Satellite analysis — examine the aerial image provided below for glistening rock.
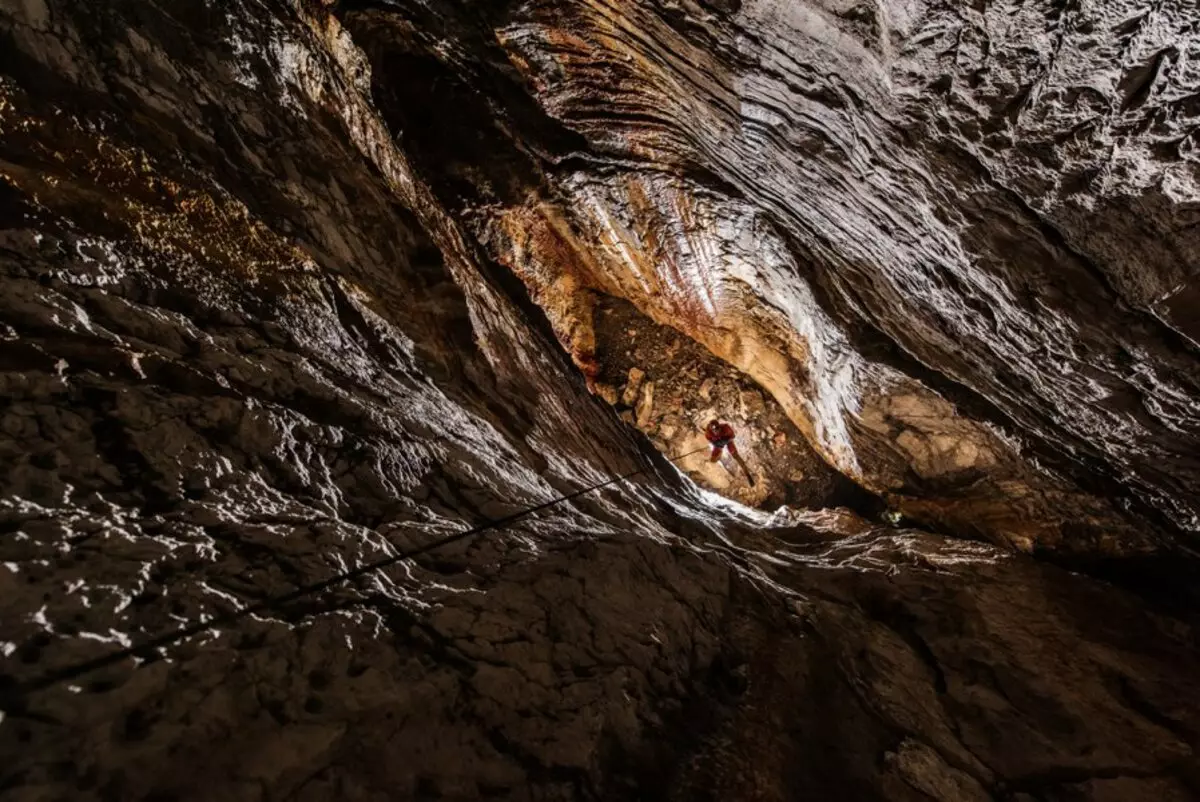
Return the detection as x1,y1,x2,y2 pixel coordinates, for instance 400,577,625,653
1,2,1199,801
342,0,1200,553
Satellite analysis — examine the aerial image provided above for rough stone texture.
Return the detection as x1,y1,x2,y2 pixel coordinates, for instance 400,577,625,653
2,1,1200,802
583,294,859,506
590,294,871,510
337,0,1200,554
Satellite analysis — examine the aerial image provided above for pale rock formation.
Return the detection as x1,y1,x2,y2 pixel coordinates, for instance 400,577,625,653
1,2,1200,801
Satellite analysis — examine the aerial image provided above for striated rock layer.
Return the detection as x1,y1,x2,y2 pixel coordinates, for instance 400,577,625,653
589,294,871,511
1,1,1199,801
338,0,1200,556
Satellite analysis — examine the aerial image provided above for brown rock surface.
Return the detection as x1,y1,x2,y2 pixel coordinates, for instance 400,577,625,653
342,0,1200,555
591,294,869,511
1,2,1200,802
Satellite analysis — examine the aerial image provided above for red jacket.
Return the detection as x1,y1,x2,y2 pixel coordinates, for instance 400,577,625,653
705,422,735,443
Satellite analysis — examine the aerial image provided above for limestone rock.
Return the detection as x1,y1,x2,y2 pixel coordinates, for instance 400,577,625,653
594,382,619,406
426,0,1200,555
634,380,655,430
2,1,1200,801
620,366,645,408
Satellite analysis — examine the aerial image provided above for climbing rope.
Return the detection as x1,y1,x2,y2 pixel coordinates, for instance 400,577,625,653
1,446,709,707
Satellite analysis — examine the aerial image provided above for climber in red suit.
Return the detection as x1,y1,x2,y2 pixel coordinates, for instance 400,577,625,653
705,419,738,461
705,418,755,485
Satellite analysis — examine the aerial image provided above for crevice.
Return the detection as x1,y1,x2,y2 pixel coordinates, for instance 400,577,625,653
1002,765,1166,795
1118,48,1176,113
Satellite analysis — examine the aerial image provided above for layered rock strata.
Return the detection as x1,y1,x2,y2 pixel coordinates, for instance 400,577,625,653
1,2,1199,801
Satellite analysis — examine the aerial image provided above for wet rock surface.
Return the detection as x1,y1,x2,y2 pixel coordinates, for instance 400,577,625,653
591,295,870,511
1,1,1199,801
338,0,1200,555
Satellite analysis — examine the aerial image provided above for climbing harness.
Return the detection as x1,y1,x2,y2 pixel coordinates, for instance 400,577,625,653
1,446,708,709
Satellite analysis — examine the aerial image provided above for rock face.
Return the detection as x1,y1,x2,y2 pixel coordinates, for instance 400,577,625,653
1,1,1200,801
590,295,870,510
340,0,1200,555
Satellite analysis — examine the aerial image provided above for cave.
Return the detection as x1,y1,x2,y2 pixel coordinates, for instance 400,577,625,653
2,1,1200,801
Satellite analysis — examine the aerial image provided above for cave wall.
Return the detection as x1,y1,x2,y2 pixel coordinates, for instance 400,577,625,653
493,0,1200,538
2,1,1200,801
337,0,1200,555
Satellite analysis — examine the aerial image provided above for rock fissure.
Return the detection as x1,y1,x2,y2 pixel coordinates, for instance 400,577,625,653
4,0,1200,800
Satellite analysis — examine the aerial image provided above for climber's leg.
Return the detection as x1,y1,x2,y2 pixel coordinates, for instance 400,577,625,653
709,443,725,462
728,443,756,486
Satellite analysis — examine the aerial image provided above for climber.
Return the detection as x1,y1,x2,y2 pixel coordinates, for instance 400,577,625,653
705,418,755,485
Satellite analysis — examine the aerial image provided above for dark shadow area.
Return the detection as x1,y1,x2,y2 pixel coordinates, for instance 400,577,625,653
1036,548,1200,625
